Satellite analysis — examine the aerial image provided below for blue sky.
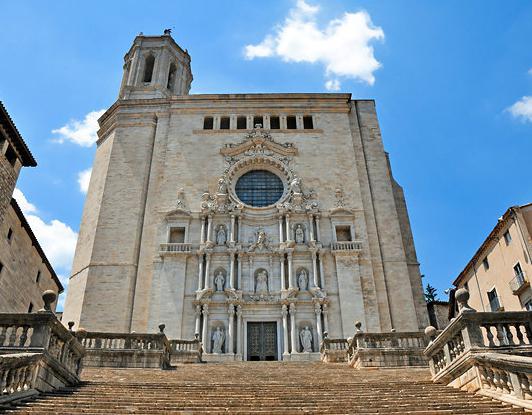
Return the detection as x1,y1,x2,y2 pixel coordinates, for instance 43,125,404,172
1,1,531,308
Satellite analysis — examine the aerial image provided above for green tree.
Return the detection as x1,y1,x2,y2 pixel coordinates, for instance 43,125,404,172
424,284,439,302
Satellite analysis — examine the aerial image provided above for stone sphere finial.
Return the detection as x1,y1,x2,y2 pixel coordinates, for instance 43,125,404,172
456,287,476,313
390,328,396,333
39,290,57,312
194,333,200,340
424,325,437,337
323,331,329,339
68,321,75,332
158,324,166,334
354,321,363,333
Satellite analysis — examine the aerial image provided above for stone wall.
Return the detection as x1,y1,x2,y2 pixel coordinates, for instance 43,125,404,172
0,145,20,224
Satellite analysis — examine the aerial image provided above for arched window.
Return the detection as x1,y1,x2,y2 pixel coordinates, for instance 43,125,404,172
143,54,155,83
235,170,284,207
167,63,176,90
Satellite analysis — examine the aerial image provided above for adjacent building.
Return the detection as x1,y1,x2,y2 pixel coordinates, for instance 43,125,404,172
62,33,428,360
453,203,532,313
0,101,63,313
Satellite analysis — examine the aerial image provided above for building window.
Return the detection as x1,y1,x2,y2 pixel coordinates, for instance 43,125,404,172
5,145,17,166
0,262,3,273
7,228,13,242
525,299,532,311
270,116,280,129
36,270,41,283
169,227,186,243
503,230,512,245
514,262,524,279
253,116,263,128
28,303,33,313
167,63,177,90
237,116,247,129
220,117,230,130
303,116,313,129
203,116,214,130
335,226,352,242
487,288,501,311
482,257,490,271
286,116,297,129
143,54,155,83
235,170,284,207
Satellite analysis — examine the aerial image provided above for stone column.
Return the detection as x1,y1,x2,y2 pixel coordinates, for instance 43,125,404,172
194,305,201,336
280,254,286,290
236,305,243,357
197,253,204,290
200,216,206,244
282,304,289,355
287,251,294,289
206,214,213,244
278,215,284,243
230,214,235,243
229,252,235,289
290,303,298,353
248,256,254,291
308,214,315,242
227,304,235,354
204,253,211,289
201,304,209,352
311,251,319,288
237,253,243,290
315,215,321,242
285,214,291,242
237,216,242,242
315,303,323,346
318,252,325,289
322,303,329,334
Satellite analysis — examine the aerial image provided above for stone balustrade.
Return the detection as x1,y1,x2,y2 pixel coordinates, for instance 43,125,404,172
169,338,202,364
509,272,529,295
159,243,193,254
330,241,362,252
319,334,349,363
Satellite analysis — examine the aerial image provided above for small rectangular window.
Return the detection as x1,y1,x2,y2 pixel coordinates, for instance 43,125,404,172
237,116,247,129
487,288,501,311
5,145,17,166
220,117,230,130
503,230,512,245
335,225,352,242
303,116,313,129
169,227,186,243
36,270,41,283
28,302,33,313
7,228,13,241
253,116,263,128
203,117,214,130
270,116,280,129
286,116,297,129
482,257,490,271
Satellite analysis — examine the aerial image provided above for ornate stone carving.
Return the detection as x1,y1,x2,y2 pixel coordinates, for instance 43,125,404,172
335,187,345,208
212,326,225,354
216,224,227,245
277,175,318,213
297,268,309,291
294,224,305,244
214,270,225,291
248,228,272,252
300,326,313,352
176,188,186,209
255,269,269,294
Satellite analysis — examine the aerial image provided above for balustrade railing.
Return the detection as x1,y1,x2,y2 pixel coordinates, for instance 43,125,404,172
330,241,362,251
0,354,42,401
168,339,202,363
509,272,529,294
159,243,192,254
319,335,349,363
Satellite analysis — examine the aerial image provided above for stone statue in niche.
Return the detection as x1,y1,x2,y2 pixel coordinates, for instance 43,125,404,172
294,224,305,244
300,326,313,352
216,225,227,245
297,269,308,291
212,326,225,353
255,269,269,294
217,177,228,194
214,271,225,291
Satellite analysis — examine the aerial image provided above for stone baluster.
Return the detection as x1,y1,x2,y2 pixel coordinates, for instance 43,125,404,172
206,214,213,244
230,214,235,243
194,305,202,336
229,252,235,290
236,305,243,356
227,304,235,354
197,253,204,291
280,254,286,290
201,304,209,353
290,303,298,353
285,214,291,242
204,253,211,289
200,216,206,244
322,303,329,334
315,215,321,242
287,251,294,289
311,250,319,288
315,303,323,346
278,215,284,243
308,214,315,242
282,304,289,355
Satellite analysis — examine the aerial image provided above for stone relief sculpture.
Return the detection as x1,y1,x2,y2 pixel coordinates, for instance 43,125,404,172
294,224,305,244
216,225,227,245
176,188,186,209
248,228,271,252
217,177,228,194
255,269,269,294
212,326,225,354
300,326,313,352
297,269,308,291
214,270,225,291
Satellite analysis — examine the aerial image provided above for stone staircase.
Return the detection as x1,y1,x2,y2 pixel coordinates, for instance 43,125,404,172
4,362,525,414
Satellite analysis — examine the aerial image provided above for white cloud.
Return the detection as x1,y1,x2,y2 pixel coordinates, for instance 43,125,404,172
325,79,341,91
244,0,384,89
77,168,92,194
528,68,532,76
13,188,37,214
507,96,532,122
52,109,106,147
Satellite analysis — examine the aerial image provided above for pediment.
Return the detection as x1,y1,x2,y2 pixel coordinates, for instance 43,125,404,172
220,128,297,158
329,207,355,216
164,207,191,219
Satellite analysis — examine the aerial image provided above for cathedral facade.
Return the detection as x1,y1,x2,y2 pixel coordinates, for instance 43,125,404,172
62,33,428,361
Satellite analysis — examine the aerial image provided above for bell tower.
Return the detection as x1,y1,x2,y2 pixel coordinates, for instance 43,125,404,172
119,30,193,99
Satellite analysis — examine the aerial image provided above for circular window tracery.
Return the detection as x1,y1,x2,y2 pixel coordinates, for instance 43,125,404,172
235,170,284,207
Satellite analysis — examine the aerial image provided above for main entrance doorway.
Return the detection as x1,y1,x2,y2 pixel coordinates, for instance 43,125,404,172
247,322,278,361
